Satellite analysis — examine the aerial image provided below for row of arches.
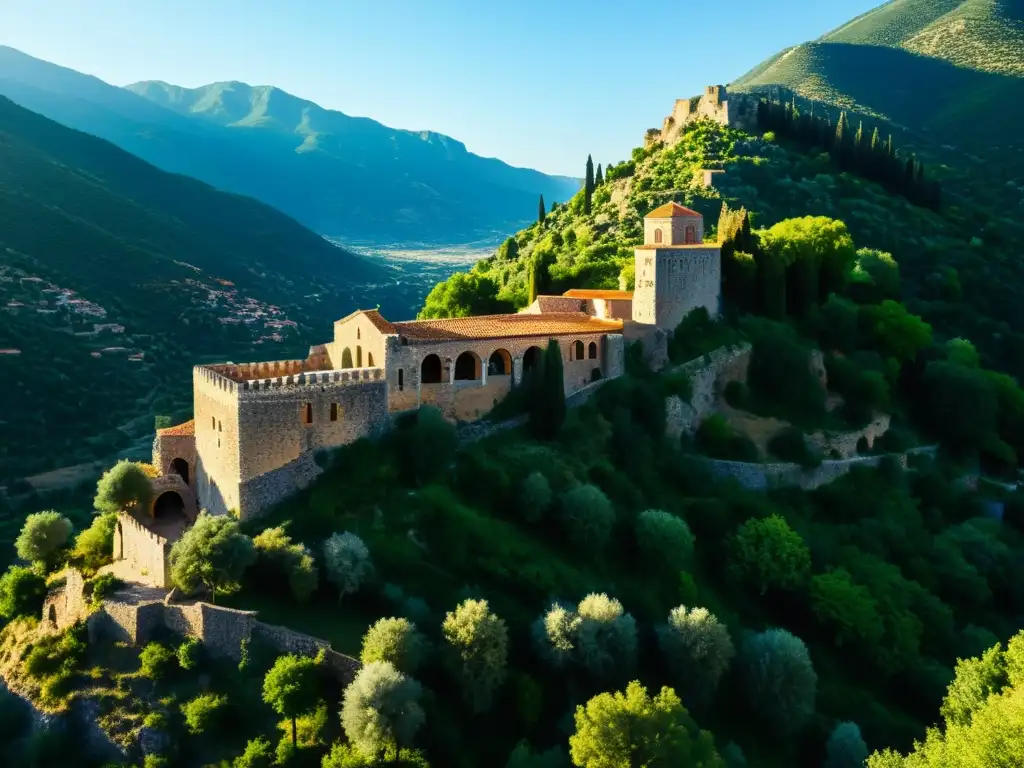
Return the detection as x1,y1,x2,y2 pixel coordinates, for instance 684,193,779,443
420,340,598,385
340,346,375,369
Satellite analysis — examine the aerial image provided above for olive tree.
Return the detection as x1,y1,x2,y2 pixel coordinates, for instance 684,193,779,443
340,661,425,758
94,460,152,515
442,599,508,713
658,605,734,700
360,617,427,674
729,515,810,595
262,653,321,747
741,629,817,730
15,511,73,570
533,593,637,678
168,512,256,603
71,513,118,572
0,566,46,620
323,532,373,601
558,484,615,550
569,682,722,767
253,526,318,601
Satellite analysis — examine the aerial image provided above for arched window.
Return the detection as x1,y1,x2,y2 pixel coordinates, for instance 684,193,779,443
303,403,313,425
398,369,404,391
573,340,584,360
654,228,663,244
341,348,353,369
522,346,543,376
685,225,696,244
454,351,481,381
211,416,216,430
356,346,363,367
488,349,511,376
330,403,338,422
588,341,598,359
368,353,375,367
421,354,442,384
171,458,189,485
357,327,361,340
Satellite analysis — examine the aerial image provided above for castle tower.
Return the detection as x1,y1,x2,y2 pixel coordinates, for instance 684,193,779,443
633,202,721,330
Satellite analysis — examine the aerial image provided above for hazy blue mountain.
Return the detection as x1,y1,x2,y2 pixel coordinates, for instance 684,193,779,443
0,46,580,244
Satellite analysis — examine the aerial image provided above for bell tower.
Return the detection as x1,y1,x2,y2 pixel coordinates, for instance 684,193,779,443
633,202,721,330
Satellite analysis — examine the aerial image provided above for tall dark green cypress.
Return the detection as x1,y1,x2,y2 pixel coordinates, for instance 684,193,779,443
595,163,604,186
584,154,594,214
532,338,565,439
538,194,546,226
869,127,881,178
853,121,865,171
834,111,851,168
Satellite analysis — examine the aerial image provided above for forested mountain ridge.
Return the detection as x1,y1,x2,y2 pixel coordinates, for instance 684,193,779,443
730,0,1024,211
0,46,580,244
0,95,394,482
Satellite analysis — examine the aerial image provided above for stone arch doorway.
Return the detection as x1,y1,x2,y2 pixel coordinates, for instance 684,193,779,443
170,457,189,485
421,354,442,384
47,604,57,627
522,346,543,376
153,491,187,522
488,349,511,376
341,348,354,369
454,351,481,381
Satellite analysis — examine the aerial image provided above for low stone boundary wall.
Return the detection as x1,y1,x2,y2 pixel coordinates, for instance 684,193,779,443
41,569,88,632
696,445,938,491
87,588,361,684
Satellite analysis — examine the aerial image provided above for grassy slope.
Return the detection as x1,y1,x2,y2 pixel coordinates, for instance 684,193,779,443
731,0,1024,208
443,119,1024,382
0,96,394,482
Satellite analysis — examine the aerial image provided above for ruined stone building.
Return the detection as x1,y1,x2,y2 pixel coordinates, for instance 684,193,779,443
133,204,721,543
646,85,758,148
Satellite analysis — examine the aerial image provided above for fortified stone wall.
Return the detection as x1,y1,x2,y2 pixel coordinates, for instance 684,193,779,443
696,452,919,492
665,344,752,439
653,85,758,146
328,313,387,370
193,366,243,517
237,453,323,520
91,590,360,684
633,247,721,329
113,512,173,588
41,568,88,632
807,413,891,459
151,432,196,486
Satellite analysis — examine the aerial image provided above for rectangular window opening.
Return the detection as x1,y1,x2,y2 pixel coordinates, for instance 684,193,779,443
330,403,338,421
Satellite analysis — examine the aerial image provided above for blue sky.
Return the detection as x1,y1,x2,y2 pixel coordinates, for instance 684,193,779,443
0,0,879,176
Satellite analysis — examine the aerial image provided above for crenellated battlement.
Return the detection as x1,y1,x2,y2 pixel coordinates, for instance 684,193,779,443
195,363,384,396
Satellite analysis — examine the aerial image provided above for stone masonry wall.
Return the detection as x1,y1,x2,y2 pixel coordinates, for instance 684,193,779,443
666,344,752,439
193,366,242,517
113,512,173,588
41,568,88,632
237,453,323,521
633,247,721,329
328,313,387,371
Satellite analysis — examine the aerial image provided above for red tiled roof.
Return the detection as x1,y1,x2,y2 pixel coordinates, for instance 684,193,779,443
391,312,623,342
362,309,396,334
157,420,195,437
645,202,702,218
563,289,634,300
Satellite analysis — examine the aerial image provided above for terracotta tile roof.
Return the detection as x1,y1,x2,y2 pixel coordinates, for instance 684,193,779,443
391,312,623,342
361,309,396,334
645,202,702,218
563,289,634,300
157,419,195,437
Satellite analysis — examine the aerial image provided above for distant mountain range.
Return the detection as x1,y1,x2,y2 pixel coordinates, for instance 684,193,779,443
0,93,400,480
0,46,580,244
732,0,1024,209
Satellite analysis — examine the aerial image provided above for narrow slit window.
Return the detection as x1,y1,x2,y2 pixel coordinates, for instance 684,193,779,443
303,403,313,425
330,403,338,421
398,369,404,391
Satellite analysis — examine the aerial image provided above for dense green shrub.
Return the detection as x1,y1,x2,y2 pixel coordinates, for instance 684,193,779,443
0,565,46,620
71,512,118,572
360,617,427,674
233,736,275,768
252,526,318,601
534,593,638,678
139,642,175,682
729,515,811,594
695,415,759,462
176,637,202,671
520,472,552,523
181,692,227,735
168,511,256,602
89,572,122,602
767,427,821,468
262,653,321,747
810,568,884,647
741,629,817,730
824,721,869,768
558,484,615,550
402,406,457,485
635,510,695,570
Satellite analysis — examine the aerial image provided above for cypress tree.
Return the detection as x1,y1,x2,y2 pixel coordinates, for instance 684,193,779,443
869,127,881,178
834,111,851,168
903,156,917,196
584,154,594,214
529,338,565,439
528,258,538,305
595,163,604,186
853,121,865,172
538,194,546,226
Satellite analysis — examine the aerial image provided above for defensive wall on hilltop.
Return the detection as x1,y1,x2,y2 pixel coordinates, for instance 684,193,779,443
192,363,389,519
110,512,175,589
646,85,759,148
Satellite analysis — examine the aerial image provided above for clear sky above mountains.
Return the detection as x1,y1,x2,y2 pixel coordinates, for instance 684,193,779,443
0,0,878,176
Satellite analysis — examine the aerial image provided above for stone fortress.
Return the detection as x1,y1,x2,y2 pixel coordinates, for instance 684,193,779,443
645,84,758,149
123,203,720,562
